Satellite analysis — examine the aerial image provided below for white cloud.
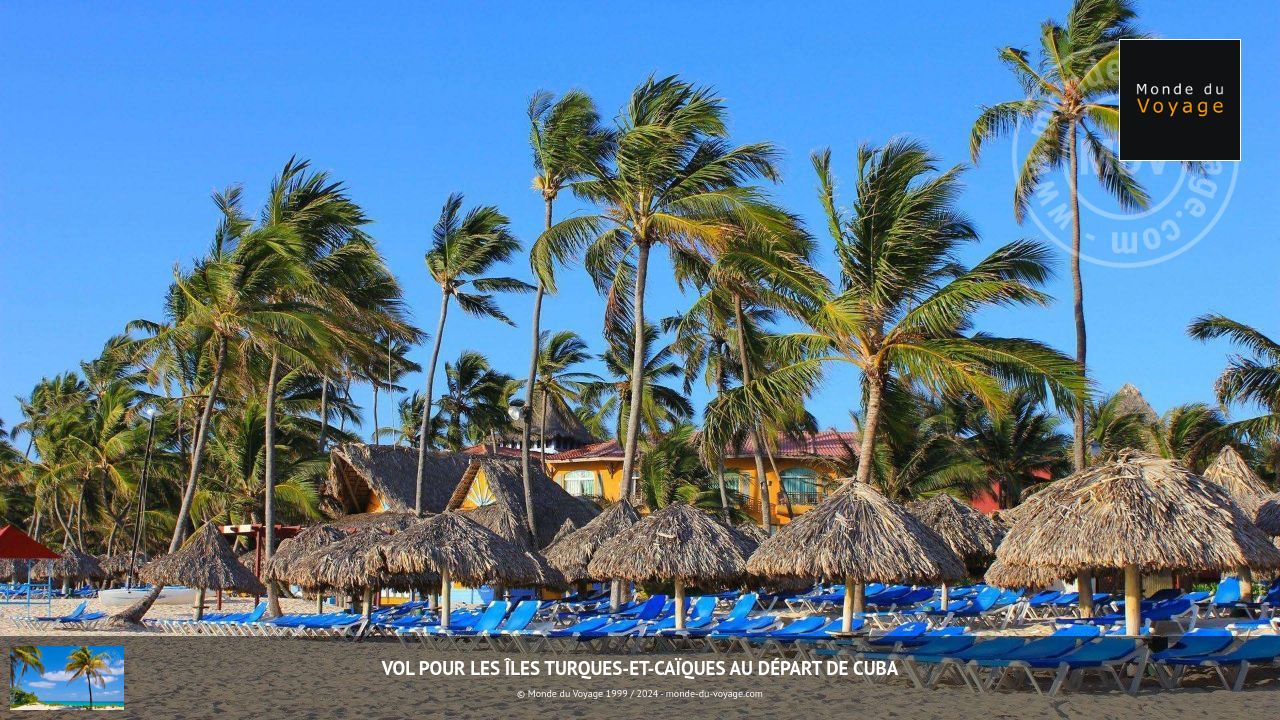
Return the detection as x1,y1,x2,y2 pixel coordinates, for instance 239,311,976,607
103,661,125,676
42,670,75,682
27,681,55,689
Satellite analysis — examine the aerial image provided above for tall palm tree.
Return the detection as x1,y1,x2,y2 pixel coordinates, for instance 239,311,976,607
1145,402,1228,471
435,351,512,451
64,646,110,710
971,0,1146,471
530,331,599,456
520,90,613,537
414,194,531,514
577,323,693,452
535,75,786,500
357,333,419,446
1188,314,1280,440
708,140,1086,498
10,646,43,688
951,389,1071,507
1084,390,1152,460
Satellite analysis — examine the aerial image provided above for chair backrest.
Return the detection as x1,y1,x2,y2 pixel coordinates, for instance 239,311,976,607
1052,624,1103,637
1146,588,1183,603
1028,590,1061,604
1068,637,1137,661
924,626,968,637
566,616,610,634
1013,635,1089,659
726,593,757,621
862,583,884,596
690,596,717,620
499,601,540,631
813,619,845,635
1166,628,1232,655
1212,577,1242,605
910,636,975,656
1148,598,1192,619
776,616,826,635
66,600,88,619
880,621,928,640
971,585,1003,611
245,602,267,623
1053,592,1080,605
470,601,511,633
634,595,667,621
896,587,934,606
962,637,1027,658
1237,635,1280,658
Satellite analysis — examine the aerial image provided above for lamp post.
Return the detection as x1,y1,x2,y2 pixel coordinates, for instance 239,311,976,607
126,405,158,589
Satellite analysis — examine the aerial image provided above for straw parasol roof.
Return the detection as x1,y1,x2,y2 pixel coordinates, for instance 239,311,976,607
262,523,348,584
1203,445,1270,517
543,500,640,583
990,451,1280,582
549,518,580,544
288,528,438,593
0,559,28,581
468,503,537,550
907,493,1004,563
1256,494,1280,536
100,552,149,580
985,557,1073,589
329,511,420,532
747,481,966,584
31,548,106,581
139,523,266,594
367,511,540,587
587,503,751,586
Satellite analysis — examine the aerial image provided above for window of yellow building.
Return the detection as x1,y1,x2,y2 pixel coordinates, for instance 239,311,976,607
563,469,599,498
780,468,820,505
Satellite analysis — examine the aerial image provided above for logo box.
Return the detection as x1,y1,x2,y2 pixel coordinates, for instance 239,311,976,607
1119,39,1241,162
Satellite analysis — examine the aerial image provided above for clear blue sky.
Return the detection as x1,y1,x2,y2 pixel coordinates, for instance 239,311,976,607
2,1,1277,438
11,645,124,704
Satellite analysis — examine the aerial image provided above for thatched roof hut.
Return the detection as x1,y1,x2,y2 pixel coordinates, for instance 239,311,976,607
366,511,541,627
101,552,149,580
1254,494,1280,537
0,558,28,582
290,528,438,594
990,451,1280,634
31,548,106,581
985,558,1072,589
588,503,752,630
262,524,347,584
549,518,580,544
907,494,1004,563
1203,445,1270,517
542,500,640,583
140,523,266,596
1113,383,1160,424
748,481,964,629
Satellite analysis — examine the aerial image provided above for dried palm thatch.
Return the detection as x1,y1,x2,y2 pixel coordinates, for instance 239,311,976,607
1203,445,1270,517
984,557,1073,589
747,481,966,584
262,524,347,584
139,523,266,594
329,512,419,532
0,559,29,581
367,511,540,586
907,494,1005,563
288,528,438,594
1254,494,1280,536
550,519,580,544
994,451,1280,577
542,500,640,583
100,553,149,580
31,548,106,581
587,503,750,585
468,503,537,550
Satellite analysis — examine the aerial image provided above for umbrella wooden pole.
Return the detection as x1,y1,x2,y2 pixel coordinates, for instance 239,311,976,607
852,582,865,614
1239,567,1253,602
440,567,452,630
610,579,621,611
1077,569,1095,618
316,593,325,614
940,582,950,610
194,587,206,621
362,587,373,621
841,574,855,632
674,580,686,630
1124,565,1141,637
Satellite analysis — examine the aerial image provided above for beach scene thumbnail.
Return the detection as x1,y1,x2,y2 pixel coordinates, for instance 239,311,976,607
10,646,123,711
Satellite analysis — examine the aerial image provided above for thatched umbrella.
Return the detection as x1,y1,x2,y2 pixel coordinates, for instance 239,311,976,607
0,558,28,582
543,500,640,609
262,523,348,612
100,552,149,582
1203,445,1273,599
990,451,1280,635
588,503,751,630
1257,494,1280,537
329,511,419,532
748,481,965,632
140,523,266,620
366,511,539,628
549,518,580,545
908,493,1005,607
288,528,439,619
32,548,106,584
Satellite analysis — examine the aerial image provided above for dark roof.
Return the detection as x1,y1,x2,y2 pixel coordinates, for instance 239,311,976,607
503,390,597,445
322,445,599,550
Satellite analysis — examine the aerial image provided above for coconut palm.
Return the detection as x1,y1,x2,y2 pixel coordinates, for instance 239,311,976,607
10,646,43,688
63,646,110,710
530,331,600,453
1188,314,1280,440
520,90,613,537
577,322,693,450
1146,402,1229,472
357,333,420,446
414,194,532,514
1084,390,1153,460
708,139,1086,492
952,388,1071,507
435,351,513,451
534,75,786,500
971,0,1147,471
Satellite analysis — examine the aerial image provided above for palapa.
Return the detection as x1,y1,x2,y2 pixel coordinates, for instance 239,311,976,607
908,493,1004,607
990,451,1280,635
543,500,640,584
31,548,106,582
747,480,964,631
140,523,265,619
587,503,751,630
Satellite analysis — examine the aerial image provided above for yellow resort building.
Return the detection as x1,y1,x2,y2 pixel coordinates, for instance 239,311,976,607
544,431,857,526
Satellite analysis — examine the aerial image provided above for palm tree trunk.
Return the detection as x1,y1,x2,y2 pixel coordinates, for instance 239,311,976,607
371,383,379,446
855,372,884,486
618,242,651,502
263,351,283,618
519,198,553,541
1068,122,1087,473
733,297,773,531
317,376,329,450
86,675,93,709
111,339,227,626
716,462,730,523
415,291,450,514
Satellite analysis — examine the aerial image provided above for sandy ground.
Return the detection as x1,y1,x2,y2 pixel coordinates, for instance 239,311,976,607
2,598,1276,719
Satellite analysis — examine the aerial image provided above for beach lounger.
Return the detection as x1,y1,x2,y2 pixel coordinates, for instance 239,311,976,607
1200,578,1242,616
1058,597,1197,633
994,638,1144,695
852,634,976,687
1158,634,1280,691
962,626,1101,690
417,601,510,648
453,600,541,650
1134,628,1233,690
504,616,609,654
912,636,1028,690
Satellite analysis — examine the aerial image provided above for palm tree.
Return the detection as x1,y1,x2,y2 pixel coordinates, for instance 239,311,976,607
1188,315,1280,441
1146,402,1228,471
414,194,532,514
855,392,989,503
708,140,1086,497
435,351,512,451
578,323,693,452
530,331,599,455
952,389,1071,507
357,333,419,446
535,75,786,500
1084,390,1152,460
520,90,613,537
64,646,110,710
971,0,1146,471
10,646,43,688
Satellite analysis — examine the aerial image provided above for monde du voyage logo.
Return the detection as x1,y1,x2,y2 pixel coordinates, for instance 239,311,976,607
1120,39,1241,162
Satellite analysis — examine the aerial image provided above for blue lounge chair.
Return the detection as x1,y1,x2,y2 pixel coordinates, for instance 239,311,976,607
453,600,541,650
1202,577,1242,616
1058,597,1197,633
912,636,1029,690
1136,628,1234,690
963,626,1101,690
508,616,610,654
1159,635,1280,690
998,638,1144,695
418,601,510,647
